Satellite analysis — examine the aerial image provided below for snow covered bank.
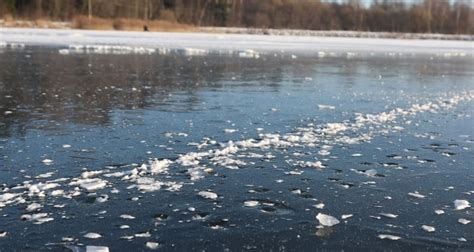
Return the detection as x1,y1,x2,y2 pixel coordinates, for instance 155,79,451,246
0,28,472,56
200,27,474,41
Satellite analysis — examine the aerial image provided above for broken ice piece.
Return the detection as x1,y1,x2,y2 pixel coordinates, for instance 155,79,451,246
380,213,398,219
408,192,425,199
421,225,435,232
458,218,471,225
314,203,325,209
146,241,159,250
434,209,445,215
316,213,340,227
26,203,41,212
341,214,353,220
42,159,53,165
84,232,102,239
120,214,135,220
378,234,401,240
86,246,109,252
453,199,470,210
243,200,259,207
198,191,218,200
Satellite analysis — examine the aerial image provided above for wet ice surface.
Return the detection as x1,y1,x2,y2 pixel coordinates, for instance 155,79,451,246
0,45,473,251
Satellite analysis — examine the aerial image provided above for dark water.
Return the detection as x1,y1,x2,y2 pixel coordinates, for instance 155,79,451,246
0,46,473,251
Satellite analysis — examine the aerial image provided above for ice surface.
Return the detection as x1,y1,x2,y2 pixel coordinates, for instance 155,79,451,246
1,28,472,56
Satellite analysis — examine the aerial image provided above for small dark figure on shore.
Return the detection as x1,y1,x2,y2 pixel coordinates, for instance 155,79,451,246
144,25,149,32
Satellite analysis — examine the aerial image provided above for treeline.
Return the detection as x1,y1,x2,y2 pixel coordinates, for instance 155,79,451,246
0,0,473,34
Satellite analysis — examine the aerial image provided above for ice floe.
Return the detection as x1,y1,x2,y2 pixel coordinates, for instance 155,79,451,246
453,199,470,210
316,213,340,227
378,234,401,240
84,233,102,239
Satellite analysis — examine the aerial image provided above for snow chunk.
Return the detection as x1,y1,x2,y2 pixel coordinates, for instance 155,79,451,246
26,203,42,212
70,178,107,191
150,158,172,174
408,192,425,198
198,191,218,200
318,104,335,110
434,209,445,215
380,213,398,219
86,246,109,252
458,218,471,225
316,213,340,227
146,242,160,250
120,214,135,220
421,225,435,232
453,199,470,210
84,232,102,239
341,214,353,220
243,200,259,207
378,234,401,240
42,159,53,165
0,193,19,202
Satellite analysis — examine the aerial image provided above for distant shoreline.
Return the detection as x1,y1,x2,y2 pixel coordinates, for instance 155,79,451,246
1,28,472,57
1,19,472,41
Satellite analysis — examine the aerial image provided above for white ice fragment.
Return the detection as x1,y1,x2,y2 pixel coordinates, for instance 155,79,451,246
224,129,238,133
62,144,71,148
341,214,353,220
84,232,102,239
150,158,171,174
316,213,340,227
380,213,398,219
81,170,103,179
0,193,19,202
453,199,470,210
378,234,401,240
26,203,41,212
318,104,335,110
243,200,259,207
120,225,130,229
351,153,363,157
50,190,64,197
86,246,109,252
146,242,160,249
120,214,136,220
198,191,218,200
71,178,107,191
458,218,471,225
458,237,467,242
421,225,435,232
408,192,425,199
42,159,53,165
135,232,151,238
314,203,325,209
0,231,7,237
434,209,445,215
62,236,74,242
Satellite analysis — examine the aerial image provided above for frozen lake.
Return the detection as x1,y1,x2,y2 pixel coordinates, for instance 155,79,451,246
0,30,473,251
